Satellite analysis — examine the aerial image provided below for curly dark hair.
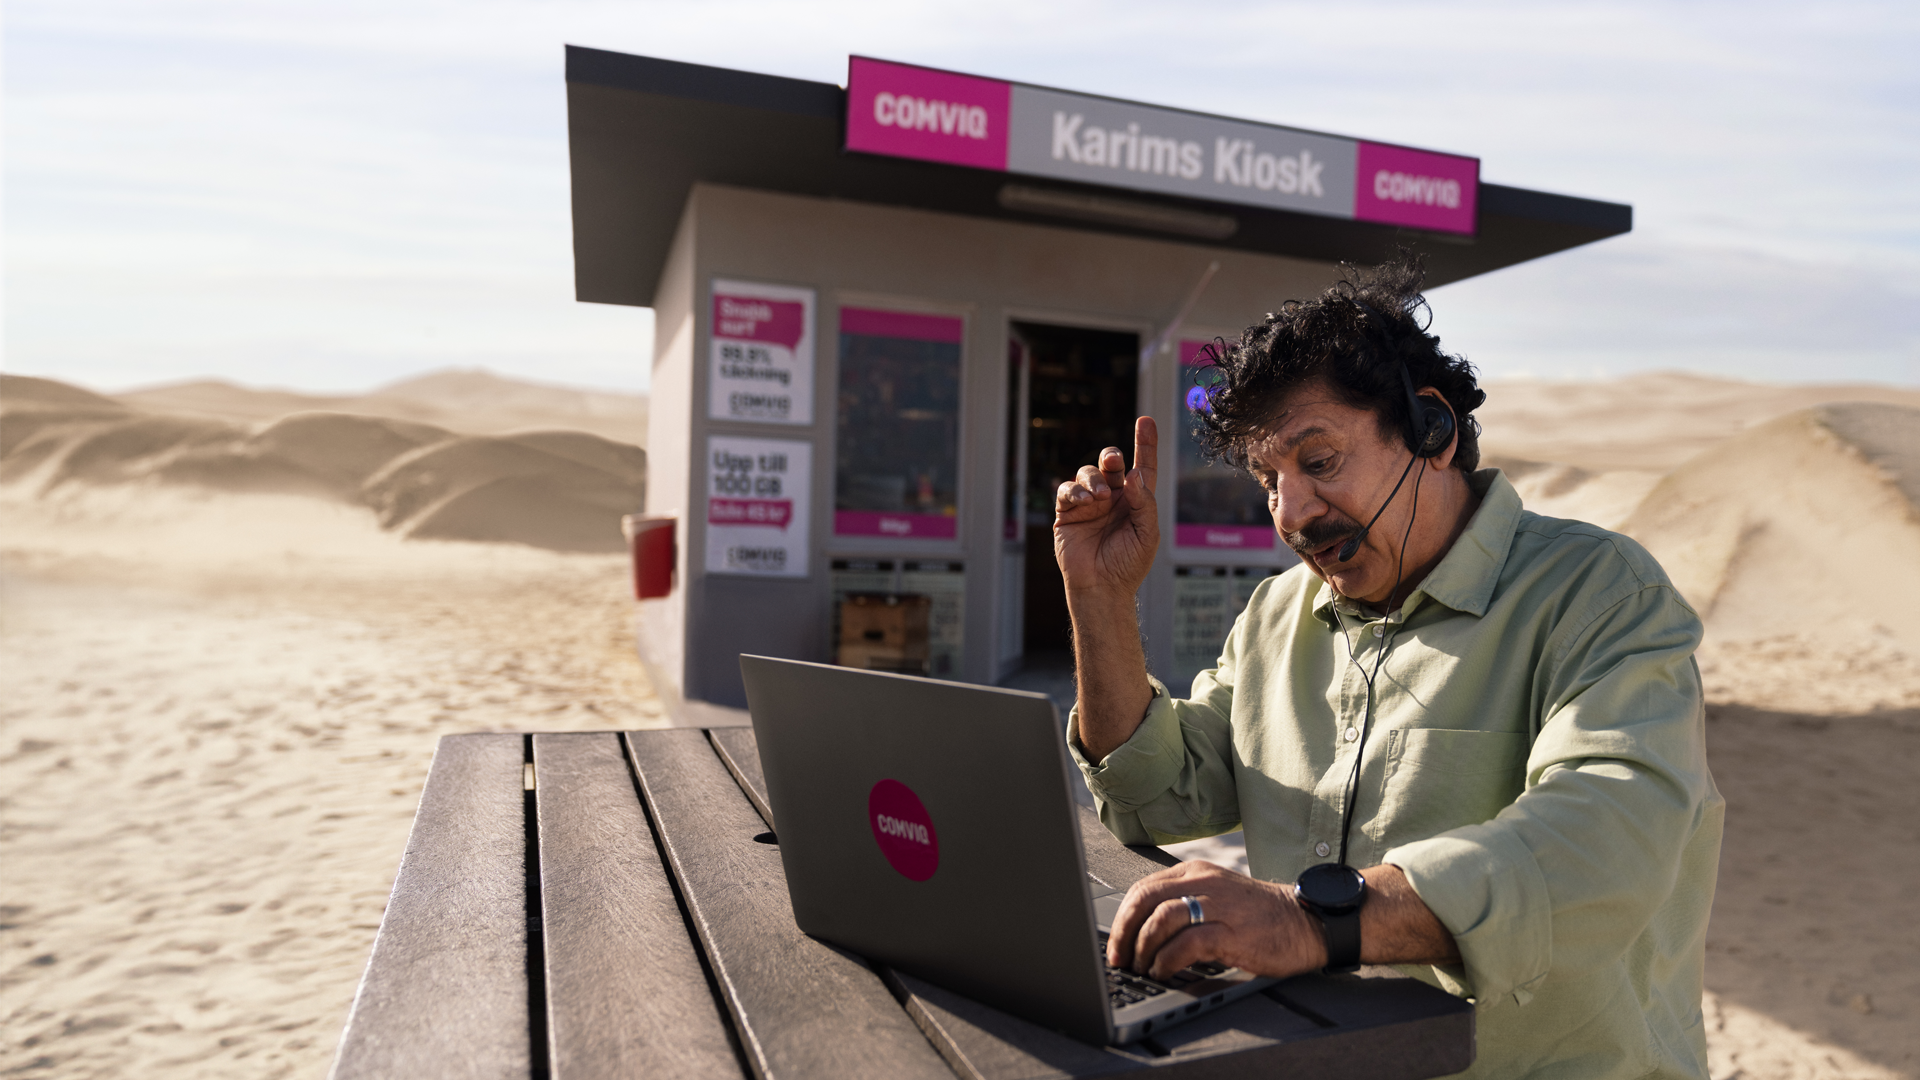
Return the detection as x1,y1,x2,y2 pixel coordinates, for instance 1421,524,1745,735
1194,252,1485,471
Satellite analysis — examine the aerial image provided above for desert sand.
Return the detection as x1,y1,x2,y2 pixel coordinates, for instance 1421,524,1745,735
2,369,1917,1079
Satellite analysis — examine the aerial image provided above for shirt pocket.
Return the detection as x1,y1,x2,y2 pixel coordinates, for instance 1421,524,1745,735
1370,728,1529,854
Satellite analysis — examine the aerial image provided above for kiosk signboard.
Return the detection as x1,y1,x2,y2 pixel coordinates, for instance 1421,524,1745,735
706,435,812,577
845,57,1478,236
709,279,816,425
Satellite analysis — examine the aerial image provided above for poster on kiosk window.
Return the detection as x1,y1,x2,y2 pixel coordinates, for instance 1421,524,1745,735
706,436,812,577
709,279,816,425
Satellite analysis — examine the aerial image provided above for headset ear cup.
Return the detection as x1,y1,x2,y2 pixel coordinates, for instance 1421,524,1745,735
1416,400,1455,458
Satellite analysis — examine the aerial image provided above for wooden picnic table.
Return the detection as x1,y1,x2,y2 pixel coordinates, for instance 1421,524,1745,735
330,728,1473,1080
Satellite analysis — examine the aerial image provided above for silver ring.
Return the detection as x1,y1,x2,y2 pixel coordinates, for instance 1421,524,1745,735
1181,895,1205,926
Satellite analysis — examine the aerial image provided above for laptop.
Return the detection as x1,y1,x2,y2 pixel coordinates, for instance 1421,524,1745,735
739,655,1275,1046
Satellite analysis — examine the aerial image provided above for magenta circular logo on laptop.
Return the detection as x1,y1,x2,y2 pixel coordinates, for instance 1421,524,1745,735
869,778,939,881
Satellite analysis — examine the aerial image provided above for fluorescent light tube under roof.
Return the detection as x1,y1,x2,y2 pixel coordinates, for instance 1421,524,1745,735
997,184,1239,240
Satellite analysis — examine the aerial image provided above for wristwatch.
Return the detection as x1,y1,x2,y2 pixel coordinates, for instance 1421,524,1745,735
1294,863,1368,973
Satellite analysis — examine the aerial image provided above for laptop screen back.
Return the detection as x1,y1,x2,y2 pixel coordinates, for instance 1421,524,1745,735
740,655,1111,1044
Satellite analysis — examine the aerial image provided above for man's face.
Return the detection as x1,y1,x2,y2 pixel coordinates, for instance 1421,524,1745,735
1243,381,1432,606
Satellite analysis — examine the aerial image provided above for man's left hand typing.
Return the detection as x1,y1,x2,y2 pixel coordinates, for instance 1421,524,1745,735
1108,861,1461,980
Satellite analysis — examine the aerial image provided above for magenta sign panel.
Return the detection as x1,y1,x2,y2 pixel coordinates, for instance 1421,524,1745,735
834,511,957,540
845,57,1010,172
1352,142,1480,235
707,498,793,529
840,306,965,343
1175,524,1274,549
713,292,805,348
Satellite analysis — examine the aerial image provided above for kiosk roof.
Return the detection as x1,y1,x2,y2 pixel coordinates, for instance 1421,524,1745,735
566,46,1631,306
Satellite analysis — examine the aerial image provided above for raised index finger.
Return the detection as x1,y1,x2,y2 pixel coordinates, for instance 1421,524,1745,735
1132,416,1158,495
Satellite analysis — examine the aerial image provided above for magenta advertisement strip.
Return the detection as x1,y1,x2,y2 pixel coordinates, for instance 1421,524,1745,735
839,306,965,343
834,510,959,540
712,292,805,347
1175,524,1275,550
708,497,793,529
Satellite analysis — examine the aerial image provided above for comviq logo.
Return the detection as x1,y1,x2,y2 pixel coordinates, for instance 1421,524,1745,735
868,778,940,881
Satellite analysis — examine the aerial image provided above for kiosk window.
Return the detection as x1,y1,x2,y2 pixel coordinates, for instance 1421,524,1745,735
835,308,963,541
1175,340,1274,551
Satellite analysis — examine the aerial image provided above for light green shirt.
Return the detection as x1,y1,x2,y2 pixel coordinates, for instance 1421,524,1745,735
1071,470,1724,1080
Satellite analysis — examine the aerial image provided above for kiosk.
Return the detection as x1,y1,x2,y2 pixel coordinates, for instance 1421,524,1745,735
566,48,1631,713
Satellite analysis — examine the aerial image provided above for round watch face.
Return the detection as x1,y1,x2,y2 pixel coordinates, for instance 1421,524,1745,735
1296,863,1367,913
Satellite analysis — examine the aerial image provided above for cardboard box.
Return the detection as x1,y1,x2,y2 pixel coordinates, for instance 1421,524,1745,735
838,593,931,674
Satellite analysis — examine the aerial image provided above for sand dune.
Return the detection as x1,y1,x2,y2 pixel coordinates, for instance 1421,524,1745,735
364,431,647,552
113,368,649,446
158,413,455,502
1477,372,1920,473
1,375,645,553
1625,404,1920,639
1614,403,1920,714
5,368,1919,1079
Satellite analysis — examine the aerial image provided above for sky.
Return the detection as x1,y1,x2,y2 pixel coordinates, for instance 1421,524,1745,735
5,0,1918,396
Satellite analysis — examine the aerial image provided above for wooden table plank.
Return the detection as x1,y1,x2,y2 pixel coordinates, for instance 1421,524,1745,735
890,965,1467,1080
533,733,746,1080
1255,973,1475,1078
1073,805,1179,888
625,729,957,1080
885,970,1151,1080
331,733,531,1080
709,726,772,831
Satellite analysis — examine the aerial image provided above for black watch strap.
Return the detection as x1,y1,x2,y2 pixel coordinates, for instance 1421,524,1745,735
1319,908,1362,973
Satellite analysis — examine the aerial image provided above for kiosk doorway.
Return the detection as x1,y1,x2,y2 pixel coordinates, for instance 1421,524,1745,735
1002,322,1140,684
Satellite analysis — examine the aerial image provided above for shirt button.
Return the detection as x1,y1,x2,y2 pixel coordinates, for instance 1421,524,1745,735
1372,624,1385,637
1315,842,1331,858
1344,726,1358,742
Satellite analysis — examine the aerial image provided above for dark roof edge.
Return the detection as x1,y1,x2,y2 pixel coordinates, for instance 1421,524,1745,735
564,45,842,117
563,46,1632,241
1481,183,1631,234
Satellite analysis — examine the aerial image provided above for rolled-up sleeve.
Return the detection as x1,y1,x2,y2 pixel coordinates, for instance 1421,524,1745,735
1068,659,1243,846
1384,582,1713,1007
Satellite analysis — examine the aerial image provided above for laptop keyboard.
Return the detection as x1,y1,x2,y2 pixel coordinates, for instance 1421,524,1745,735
1097,931,1230,1007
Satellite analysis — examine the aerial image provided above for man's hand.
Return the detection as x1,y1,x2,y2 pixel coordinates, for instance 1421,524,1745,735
1056,418,1160,761
1108,861,1461,980
1054,417,1160,598
1106,861,1325,981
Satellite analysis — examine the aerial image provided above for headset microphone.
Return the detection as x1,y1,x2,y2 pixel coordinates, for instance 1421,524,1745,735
1335,454,1418,562
1336,535,1363,564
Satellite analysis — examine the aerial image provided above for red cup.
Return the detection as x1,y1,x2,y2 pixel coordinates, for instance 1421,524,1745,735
621,515,676,599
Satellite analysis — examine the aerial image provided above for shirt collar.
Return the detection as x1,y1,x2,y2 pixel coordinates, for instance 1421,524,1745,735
1312,468,1522,625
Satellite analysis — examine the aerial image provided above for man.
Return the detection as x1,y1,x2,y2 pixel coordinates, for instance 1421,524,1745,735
1056,256,1723,1079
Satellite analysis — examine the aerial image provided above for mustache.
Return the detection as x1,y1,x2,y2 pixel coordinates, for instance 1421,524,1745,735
1284,516,1362,556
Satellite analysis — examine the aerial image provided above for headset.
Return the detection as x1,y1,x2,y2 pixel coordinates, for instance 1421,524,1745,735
1334,302,1456,562
1326,298,1455,867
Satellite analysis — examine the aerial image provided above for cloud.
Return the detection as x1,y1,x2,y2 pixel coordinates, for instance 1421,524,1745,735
4,0,1916,392
1432,241,1920,384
